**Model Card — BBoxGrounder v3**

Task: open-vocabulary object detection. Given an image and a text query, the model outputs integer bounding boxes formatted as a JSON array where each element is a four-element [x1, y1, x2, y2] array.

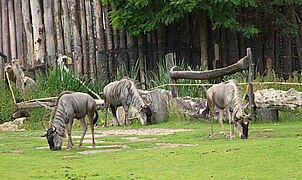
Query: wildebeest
[[43, 91, 98, 150], [103, 77, 152, 126], [204, 80, 251, 139]]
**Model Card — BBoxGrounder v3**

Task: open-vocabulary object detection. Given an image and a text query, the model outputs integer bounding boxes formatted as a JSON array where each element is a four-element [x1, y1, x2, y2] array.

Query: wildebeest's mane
[[50, 91, 74, 137], [227, 80, 244, 117]]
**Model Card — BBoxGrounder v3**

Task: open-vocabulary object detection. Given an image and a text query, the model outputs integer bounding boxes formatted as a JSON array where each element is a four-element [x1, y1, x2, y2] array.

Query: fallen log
[[15, 97, 104, 110], [170, 54, 249, 80]]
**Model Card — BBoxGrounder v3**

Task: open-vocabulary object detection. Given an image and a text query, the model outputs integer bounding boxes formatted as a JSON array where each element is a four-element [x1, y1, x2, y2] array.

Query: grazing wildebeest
[[43, 91, 98, 150], [204, 80, 251, 139], [103, 77, 152, 126]]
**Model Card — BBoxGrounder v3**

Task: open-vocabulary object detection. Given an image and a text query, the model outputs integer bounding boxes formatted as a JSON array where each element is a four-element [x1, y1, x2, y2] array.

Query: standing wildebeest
[[103, 77, 152, 126], [204, 80, 251, 139], [43, 91, 98, 150]]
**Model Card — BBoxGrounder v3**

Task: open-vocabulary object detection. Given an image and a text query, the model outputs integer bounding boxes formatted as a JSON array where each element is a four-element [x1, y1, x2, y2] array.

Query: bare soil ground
[[37, 128, 195, 154]]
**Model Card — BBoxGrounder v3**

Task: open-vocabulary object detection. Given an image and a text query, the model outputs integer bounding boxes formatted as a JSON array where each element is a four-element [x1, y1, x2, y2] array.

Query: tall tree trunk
[[237, 8, 246, 58], [85, 0, 96, 81], [70, 0, 83, 75], [220, 28, 228, 68], [54, 0, 64, 57], [263, 23, 275, 74], [292, 9, 302, 74], [199, 12, 208, 70], [157, 24, 166, 65], [254, 8, 264, 74], [104, 4, 114, 79], [282, 6, 293, 78], [2, 0, 10, 63], [61, 0, 72, 59], [275, 31, 281, 75], [147, 32, 153, 71], [8, 0, 17, 61], [94, 0, 108, 86], [119, 31, 127, 75], [227, 30, 239, 65], [151, 30, 158, 73], [80, 0, 88, 79], [14, 0, 24, 65], [138, 34, 146, 88], [30, 0, 45, 65], [0, 2, 3, 77], [126, 33, 138, 77], [179, 14, 190, 67], [21, 0, 34, 66], [113, 29, 120, 76], [43, 0, 56, 67]]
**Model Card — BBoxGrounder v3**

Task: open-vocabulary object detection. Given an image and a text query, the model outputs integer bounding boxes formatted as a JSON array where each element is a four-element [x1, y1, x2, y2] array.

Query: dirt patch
[[78, 145, 129, 154], [122, 137, 157, 142], [37, 128, 194, 152], [95, 128, 192, 136], [36, 146, 49, 150], [137, 143, 198, 150], [1, 149, 25, 154], [71, 134, 106, 139]]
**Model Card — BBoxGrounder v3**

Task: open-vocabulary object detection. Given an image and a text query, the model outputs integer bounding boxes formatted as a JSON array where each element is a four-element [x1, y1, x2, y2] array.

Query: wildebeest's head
[[42, 126, 63, 150], [235, 114, 251, 139], [139, 105, 152, 125]]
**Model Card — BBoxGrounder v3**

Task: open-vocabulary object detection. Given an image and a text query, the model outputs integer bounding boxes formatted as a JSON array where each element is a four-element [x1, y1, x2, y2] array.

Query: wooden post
[[247, 48, 255, 118], [214, 43, 219, 69], [166, 53, 178, 98]]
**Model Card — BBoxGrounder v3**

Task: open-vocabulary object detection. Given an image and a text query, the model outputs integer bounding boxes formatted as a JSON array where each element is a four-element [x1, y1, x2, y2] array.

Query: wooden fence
[[1, 1, 302, 87]]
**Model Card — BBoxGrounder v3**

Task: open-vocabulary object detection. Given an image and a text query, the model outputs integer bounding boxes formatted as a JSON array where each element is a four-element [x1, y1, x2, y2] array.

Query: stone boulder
[[172, 97, 207, 119], [115, 88, 171, 125], [254, 88, 302, 108], [0, 118, 26, 131]]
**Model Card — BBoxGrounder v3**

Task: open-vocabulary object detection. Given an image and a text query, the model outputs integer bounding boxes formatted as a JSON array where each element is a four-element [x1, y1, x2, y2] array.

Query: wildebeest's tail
[[93, 110, 99, 125], [201, 103, 210, 118]]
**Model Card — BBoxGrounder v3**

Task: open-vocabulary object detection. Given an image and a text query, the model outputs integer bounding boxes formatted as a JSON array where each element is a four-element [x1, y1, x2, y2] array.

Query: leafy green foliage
[[104, 0, 301, 38], [35, 67, 100, 97], [104, 0, 260, 36], [0, 80, 14, 123]]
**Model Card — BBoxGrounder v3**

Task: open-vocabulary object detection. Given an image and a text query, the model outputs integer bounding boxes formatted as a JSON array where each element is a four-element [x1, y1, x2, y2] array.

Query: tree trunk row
[[0, 1, 302, 89]]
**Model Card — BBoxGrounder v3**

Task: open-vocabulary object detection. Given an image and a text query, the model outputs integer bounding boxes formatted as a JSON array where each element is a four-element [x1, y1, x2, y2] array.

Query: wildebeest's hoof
[[241, 135, 248, 139]]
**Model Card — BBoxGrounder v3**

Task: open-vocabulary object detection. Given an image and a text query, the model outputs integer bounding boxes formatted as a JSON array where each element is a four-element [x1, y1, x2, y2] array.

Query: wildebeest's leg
[[88, 111, 96, 147], [110, 105, 120, 126], [66, 119, 74, 149], [210, 111, 214, 138], [104, 100, 109, 127], [123, 105, 129, 126], [227, 109, 235, 140], [218, 109, 228, 138], [207, 98, 216, 138], [78, 118, 87, 147]]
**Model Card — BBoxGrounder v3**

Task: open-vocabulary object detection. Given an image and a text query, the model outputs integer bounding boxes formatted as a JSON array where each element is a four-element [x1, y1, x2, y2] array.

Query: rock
[[0, 118, 27, 131], [147, 89, 171, 123], [0, 121, 19, 131], [13, 117, 27, 126], [114, 88, 171, 126], [172, 97, 207, 119], [116, 106, 140, 125], [254, 88, 302, 108]]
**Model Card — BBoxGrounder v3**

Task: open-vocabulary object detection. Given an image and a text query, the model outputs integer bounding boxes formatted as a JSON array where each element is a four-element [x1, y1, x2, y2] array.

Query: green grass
[[1, 117, 302, 179]]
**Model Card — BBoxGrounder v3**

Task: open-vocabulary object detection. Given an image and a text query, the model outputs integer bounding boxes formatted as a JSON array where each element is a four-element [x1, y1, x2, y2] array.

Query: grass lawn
[[1, 118, 302, 179]]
